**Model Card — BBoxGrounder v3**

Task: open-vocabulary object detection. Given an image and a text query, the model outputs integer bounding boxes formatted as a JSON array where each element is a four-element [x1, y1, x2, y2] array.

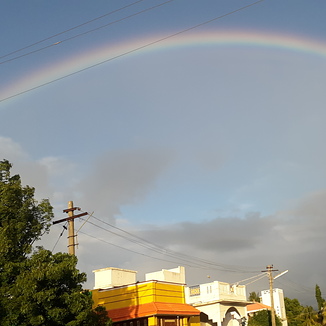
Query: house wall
[[93, 267, 137, 289], [185, 282, 246, 305], [145, 266, 186, 284], [189, 315, 201, 326], [92, 281, 186, 309], [261, 288, 288, 326], [185, 281, 247, 326]]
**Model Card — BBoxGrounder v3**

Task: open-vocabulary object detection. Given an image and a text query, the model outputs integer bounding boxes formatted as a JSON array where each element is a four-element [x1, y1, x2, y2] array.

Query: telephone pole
[[262, 265, 279, 326], [53, 201, 88, 255]]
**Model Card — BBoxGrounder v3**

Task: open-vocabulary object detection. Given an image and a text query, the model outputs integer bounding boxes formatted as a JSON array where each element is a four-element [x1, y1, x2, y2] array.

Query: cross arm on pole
[[51, 201, 88, 255], [52, 212, 88, 225]]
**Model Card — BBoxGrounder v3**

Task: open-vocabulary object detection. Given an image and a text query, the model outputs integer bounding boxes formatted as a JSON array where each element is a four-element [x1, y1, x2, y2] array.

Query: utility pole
[[262, 265, 279, 326], [53, 201, 88, 255]]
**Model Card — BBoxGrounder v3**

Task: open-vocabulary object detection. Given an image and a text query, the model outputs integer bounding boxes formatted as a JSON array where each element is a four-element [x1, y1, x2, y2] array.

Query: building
[[185, 281, 249, 326], [92, 266, 201, 326], [246, 302, 271, 317], [260, 288, 288, 326]]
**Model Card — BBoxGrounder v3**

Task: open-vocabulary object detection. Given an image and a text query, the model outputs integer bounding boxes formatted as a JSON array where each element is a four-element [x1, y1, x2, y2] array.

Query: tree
[[6, 248, 98, 326], [0, 160, 53, 324], [248, 309, 282, 326], [321, 302, 326, 326], [316, 285, 325, 312], [0, 160, 110, 325], [285, 297, 306, 326], [0, 160, 53, 262], [91, 306, 113, 326], [315, 285, 326, 326], [317, 302, 326, 326], [299, 306, 319, 326], [248, 292, 261, 302]]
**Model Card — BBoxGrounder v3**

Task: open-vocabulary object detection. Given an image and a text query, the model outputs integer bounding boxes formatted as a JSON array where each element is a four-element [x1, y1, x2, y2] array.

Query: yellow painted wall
[[148, 316, 157, 326], [93, 281, 185, 310], [189, 316, 200, 326]]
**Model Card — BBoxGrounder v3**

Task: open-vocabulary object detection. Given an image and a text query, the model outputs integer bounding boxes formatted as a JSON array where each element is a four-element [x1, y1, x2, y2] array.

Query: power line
[[244, 273, 267, 286], [0, 0, 175, 65], [79, 217, 212, 269], [74, 212, 262, 274], [0, 0, 265, 103], [78, 229, 206, 267], [276, 275, 315, 295], [90, 214, 260, 273], [51, 222, 67, 252], [0, 0, 147, 60]]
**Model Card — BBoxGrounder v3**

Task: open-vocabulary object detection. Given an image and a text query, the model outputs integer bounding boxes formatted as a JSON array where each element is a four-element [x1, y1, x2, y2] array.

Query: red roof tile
[[247, 302, 271, 313]]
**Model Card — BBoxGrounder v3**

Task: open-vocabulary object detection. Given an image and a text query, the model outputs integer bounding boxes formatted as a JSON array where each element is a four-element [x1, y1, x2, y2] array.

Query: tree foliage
[[0, 160, 110, 326], [284, 296, 326, 326], [248, 309, 282, 326], [0, 160, 53, 263], [7, 248, 97, 326], [248, 292, 261, 302], [285, 297, 306, 326], [317, 302, 326, 326], [300, 306, 319, 326], [316, 285, 325, 312]]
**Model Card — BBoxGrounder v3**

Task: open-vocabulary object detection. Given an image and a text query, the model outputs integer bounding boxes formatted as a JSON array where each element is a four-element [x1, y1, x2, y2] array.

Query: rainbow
[[1, 29, 326, 104]]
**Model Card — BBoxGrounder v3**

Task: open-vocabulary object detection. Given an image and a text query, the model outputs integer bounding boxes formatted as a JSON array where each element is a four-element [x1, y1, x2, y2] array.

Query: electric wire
[[0, 0, 175, 65], [0, 0, 148, 60], [51, 222, 67, 252], [276, 276, 315, 295], [75, 212, 262, 275], [78, 217, 213, 270], [89, 213, 261, 273], [76, 211, 94, 234], [233, 273, 266, 285], [244, 273, 267, 286], [0, 0, 265, 103], [78, 229, 207, 267], [86, 215, 248, 271]]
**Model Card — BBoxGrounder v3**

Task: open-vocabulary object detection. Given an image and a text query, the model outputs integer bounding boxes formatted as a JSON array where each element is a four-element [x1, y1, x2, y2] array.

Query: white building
[[145, 266, 186, 284], [185, 281, 248, 326], [261, 288, 288, 326]]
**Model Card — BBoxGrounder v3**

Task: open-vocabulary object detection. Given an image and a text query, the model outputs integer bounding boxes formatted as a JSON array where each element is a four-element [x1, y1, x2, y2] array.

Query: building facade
[[92, 266, 200, 326], [185, 281, 248, 326], [260, 288, 288, 326]]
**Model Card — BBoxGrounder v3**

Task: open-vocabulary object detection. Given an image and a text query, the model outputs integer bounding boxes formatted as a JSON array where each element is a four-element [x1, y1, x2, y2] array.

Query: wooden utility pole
[[262, 265, 279, 326], [53, 201, 88, 255]]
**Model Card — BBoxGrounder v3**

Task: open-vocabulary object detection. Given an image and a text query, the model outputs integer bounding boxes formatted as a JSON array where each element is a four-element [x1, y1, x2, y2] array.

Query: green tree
[[0, 160, 53, 262], [317, 302, 326, 326], [316, 285, 325, 311], [6, 248, 95, 326], [91, 306, 113, 326], [285, 297, 305, 326], [321, 302, 326, 326], [0, 160, 53, 324], [248, 292, 261, 302], [0, 160, 110, 326], [248, 309, 282, 326], [299, 306, 319, 326]]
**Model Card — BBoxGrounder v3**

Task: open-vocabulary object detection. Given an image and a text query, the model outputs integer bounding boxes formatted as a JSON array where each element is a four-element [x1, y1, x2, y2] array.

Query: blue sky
[[1, 0, 326, 306]]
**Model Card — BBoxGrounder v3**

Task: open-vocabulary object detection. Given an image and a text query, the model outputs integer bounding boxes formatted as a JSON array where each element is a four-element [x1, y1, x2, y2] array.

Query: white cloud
[[0, 136, 26, 161], [0, 136, 77, 207]]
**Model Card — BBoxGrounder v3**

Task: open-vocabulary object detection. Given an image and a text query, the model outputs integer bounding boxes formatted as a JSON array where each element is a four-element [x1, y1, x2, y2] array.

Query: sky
[[1, 0, 326, 307]]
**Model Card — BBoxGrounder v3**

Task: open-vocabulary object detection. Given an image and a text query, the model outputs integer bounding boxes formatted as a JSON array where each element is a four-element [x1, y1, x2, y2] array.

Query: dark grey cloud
[[106, 190, 326, 307], [78, 148, 174, 223]]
